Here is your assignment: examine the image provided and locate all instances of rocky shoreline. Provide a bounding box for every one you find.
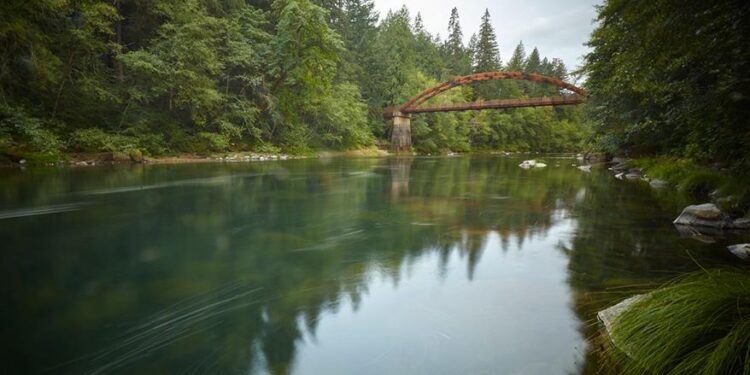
[594,156,750,367]
[2,148,393,168]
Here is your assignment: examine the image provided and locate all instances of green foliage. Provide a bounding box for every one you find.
[310,83,373,149]
[0,1,588,158]
[473,9,501,73]
[0,104,63,158]
[629,157,750,212]
[68,128,137,153]
[583,0,750,169]
[442,8,471,76]
[608,270,750,375]
[196,132,231,152]
[506,41,526,71]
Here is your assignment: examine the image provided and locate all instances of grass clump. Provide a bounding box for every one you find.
[608,269,750,375]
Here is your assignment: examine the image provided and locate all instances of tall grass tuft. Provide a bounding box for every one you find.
[607,269,750,375]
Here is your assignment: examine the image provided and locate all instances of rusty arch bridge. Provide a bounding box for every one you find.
[383,71,587,152]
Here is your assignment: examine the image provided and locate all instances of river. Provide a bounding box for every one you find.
[0,155,744,374]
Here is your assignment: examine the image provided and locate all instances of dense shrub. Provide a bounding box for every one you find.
[68,128,138,153]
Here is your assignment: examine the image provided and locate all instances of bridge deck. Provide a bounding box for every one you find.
[401,95,585,114]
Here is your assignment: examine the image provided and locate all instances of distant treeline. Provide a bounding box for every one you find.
[0,0,585,161]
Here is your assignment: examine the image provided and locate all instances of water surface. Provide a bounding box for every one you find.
[0,155,744,374]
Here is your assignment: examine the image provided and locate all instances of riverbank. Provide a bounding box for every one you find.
[0,147,391,168]
[593,156,750,373]
[619,157,750,218]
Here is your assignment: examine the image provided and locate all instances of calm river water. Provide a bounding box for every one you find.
[0,155,745,374]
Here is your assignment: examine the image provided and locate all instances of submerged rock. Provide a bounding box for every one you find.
[728,244,750,260]
[578,165,592,172]
[519,160,546,169]
[674,224,720,243]
[624,168,644,180]
[625,173,642,180]
[649,179,669,189]
[733,218,750,229]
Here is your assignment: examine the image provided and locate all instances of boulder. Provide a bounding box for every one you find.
[625,173,642,180]
[649,179,670,189]
[578,165,593,172]
[598,294,645,359]
[608,157,628,172]
[673,203,733,228]
[519,160,546,169]
[733,218,750,230]
[728,244,750,261]
[519,159,536,168]
[673,224,719,243]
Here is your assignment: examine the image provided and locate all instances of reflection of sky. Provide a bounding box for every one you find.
[295,221,583,375]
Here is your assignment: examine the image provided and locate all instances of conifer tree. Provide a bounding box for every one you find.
[443,7,470,75]
[551,58,567,80]
[525,47,541,73]
[506,41,526,71]
[473,9,500,73]
[467,33,478,71]
[444,8,463,60]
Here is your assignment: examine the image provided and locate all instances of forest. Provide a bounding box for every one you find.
[583,0,750,170]
[0,0,584,162]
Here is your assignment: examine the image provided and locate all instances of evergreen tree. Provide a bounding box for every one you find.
[467,33,478,71]
[443,8,470,75]
[337,0,378,82]
[525,47,541,73]
[540,57,552,76]
[506,41,526,71]
[413,13,445,79]
[473,9,500,73]
[413,12,425,35]
[472,9,501,99]
[550,58,567,80]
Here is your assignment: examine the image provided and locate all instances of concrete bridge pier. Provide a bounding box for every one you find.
[390,112,412,153]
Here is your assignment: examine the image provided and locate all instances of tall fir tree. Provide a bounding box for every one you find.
[443,7,469,75]
[550,58,567,80]
[525,47,541,73]
[473,9,500,73]
[467,33,478,71]
[413,13,445,79]
[506,41,526,71]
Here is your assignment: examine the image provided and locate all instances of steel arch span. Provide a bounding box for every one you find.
[384,71,587,118]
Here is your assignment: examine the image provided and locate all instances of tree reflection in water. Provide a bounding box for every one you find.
[0,156,742,374]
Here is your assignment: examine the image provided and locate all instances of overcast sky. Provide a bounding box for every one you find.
[372,0,602,72]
